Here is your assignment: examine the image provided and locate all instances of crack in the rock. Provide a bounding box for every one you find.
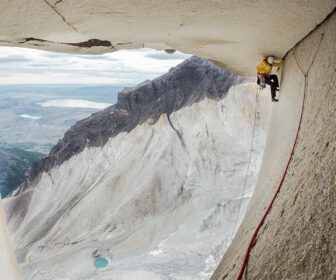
[115,42,134,47]
[42,0,78,31]
[67,39,112,48]
[22,38,47,43]
[20,37,113,48]
[54,0,63,6]
[20,38,134,49]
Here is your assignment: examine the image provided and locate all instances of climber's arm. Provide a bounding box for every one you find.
[272,60,283,68]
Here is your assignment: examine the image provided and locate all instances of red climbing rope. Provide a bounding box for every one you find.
[235,33,324,280]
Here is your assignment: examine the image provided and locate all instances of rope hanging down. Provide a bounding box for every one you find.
[230,86,260,241]
[235,33,324,280]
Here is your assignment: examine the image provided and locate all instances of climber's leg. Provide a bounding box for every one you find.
[269,74,279,88]
[266,75,279,102]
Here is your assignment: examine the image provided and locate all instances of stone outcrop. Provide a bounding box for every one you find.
[0,1,335,75]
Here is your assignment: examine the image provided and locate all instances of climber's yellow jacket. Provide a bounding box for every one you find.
[256,59,282,75]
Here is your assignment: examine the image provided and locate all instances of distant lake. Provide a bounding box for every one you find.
[0,84,130,153]
[37,99,112,110]
[0,84,130,197]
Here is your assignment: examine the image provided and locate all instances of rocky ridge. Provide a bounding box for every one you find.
[28,57,249,183]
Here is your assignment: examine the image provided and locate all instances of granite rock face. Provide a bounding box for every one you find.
[28,57,249,183]
[211,10,336,280]
[0,1,334,75]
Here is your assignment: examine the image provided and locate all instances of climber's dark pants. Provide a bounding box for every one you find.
[257,74,279,99]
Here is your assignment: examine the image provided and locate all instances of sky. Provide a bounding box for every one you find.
[0,47,191,85]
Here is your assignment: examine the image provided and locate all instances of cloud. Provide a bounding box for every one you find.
[76,55,119,61]
[0,54,31,63]
[146,52,189,60]
[0,47,191,85]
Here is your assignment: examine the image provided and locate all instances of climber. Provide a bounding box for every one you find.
[256,56,283,102]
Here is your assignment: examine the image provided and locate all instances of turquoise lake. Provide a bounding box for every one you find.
[94,257,109,268]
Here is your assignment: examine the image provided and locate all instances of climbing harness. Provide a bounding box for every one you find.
[230,86,260,241]
[235,33,324,280]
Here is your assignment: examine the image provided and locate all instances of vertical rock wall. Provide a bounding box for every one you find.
[212,10,336,280]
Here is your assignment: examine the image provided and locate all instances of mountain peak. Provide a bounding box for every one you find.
[27,57,249,186]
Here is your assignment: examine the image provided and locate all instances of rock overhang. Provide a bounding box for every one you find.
[0,1,335,75]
